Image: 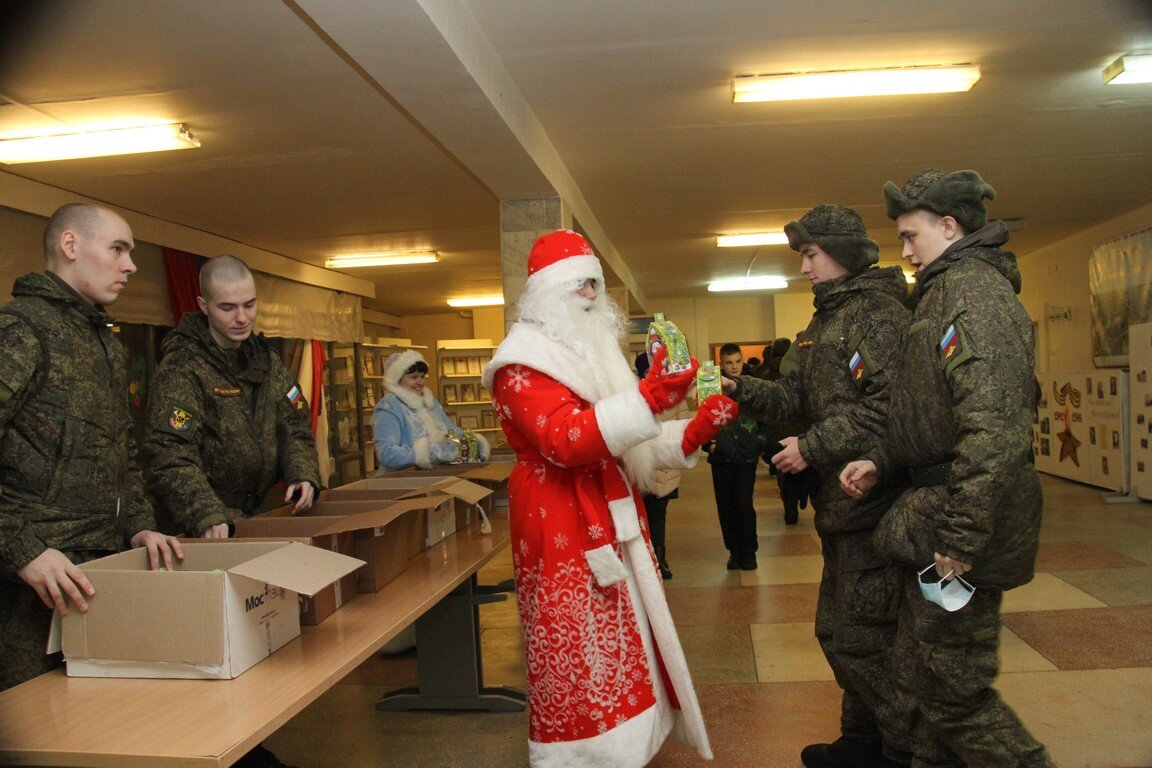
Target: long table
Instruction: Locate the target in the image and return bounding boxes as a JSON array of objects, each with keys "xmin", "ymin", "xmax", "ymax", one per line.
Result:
[{"xmin": 0, "ymin": 512, "xmax": 513, "ymax": 768}]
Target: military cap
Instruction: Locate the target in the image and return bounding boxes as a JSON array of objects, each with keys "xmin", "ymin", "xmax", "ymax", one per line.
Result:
[
  {"xmin": 784, "ymin": 204, "xmax": 879, "ymax": 274},
  {"xmin": 883, "ymin": 169, "xmax": 996, "ymax": 233}
]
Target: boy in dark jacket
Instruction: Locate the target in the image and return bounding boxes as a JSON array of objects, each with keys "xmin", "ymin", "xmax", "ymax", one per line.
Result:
[{"xmin": 707, "ymin": 343, "xmax": 770, "ymax": 570}]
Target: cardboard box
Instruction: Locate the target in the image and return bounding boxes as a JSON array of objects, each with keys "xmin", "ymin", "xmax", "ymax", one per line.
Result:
[
  {"xmin": 334, "ymin": 477, "xmax": 492, "ymax": 547},
  {"xmin": 223, "ymin": 528, "xmax": 358, "ymax": 625},
  {"xmin": 56, "ymin": 542, "xmax": 363, "ymax": 680},
  {"xmin": 250, "ymin": 497, "xmax": 443, "ymax": 591},
  {"xmin": 378, "ymin": 462, "xmax": 512, "ymax": 512}
]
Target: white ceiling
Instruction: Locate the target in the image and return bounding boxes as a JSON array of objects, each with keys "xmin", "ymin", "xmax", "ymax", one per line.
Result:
[{"xmin": 1, "ymin": 0, "xmax": 1150, "ymax": 315}]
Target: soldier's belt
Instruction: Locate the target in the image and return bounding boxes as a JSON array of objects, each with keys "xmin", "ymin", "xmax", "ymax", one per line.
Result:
[{"xmin": 907, "ymin": 461, "xmax": 952, "ymax": 488}]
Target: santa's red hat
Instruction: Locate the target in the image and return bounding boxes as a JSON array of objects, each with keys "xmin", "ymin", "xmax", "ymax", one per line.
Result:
[{"xmin": 526, "ymin": 229, "xmax": 604, "ymax": 288}]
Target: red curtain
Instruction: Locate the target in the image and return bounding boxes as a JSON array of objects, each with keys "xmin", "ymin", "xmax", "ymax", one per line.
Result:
[
  {"xmin": 310, "ymin": 339, "xmax": 327, "ymax": 435},
  {"xmin": 161, "ymin": 247, "xmax": 204, "ymax": 322}
]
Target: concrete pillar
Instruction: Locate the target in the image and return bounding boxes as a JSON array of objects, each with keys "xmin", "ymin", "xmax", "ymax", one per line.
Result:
[{"xmin": 499, "ymin": 197, "xmax": 571, "ymax": 331}]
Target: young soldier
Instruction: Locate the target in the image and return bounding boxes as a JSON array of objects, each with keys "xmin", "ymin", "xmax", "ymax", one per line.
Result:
[
  {"xmin": 841, "ymin": 171, "xmax": 1054, "ymax": 768},
  {"xmin": 723, "ymin": 205, "xmax": 912, "ymax": 767},
  {"xmin": 144, "ymin": 255, "xmax": 321, "ymax": 538},
  {"xmin": 0, "ymin": 204, "xmax": 182, "ymax": 692}
]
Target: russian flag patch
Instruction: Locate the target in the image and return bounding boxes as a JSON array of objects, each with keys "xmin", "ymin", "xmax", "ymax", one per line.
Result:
[
  {"xmin": 940, "ymin": 324, "xmax": 960, "ymax": 360},
  {"xmin": 848, "ymin": 350, "xmax": 866, "ymax": 381},
  {"xmin": 286, "ymin": 384, "xmax": 304, "ymax": 410}
]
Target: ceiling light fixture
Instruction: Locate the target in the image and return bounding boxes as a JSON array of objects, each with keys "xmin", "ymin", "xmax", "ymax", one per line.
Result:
[
  {"xmin": 708, "ymin": 276, "xmax": 788, "ymax": 292},
  {"xmin": 732, "ymin": 65, "xmax": 981, "ymax": 103},
  {"xmin": 716, "ymin": 232, "xmax": 788, "ymax": 247},
  {"xmin": 1103, "ymin": 54, "xmax": 1152, "ymax": 84},
  {"xmin": 0, "ymin": 122, "xmax": 200, "ymax": 164},
  {"xmin": 447, "ymin": 296, "xmax": 505, "ymax": 308},
  {"xmin": 324, "ymin": 252, "xmax": 440, "ymax": 269}
]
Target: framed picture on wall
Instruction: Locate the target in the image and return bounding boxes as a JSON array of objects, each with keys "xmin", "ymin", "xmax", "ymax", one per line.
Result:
[{"xmin": 442, "ymin": 384, "xmax": 458, "ymax": 403}]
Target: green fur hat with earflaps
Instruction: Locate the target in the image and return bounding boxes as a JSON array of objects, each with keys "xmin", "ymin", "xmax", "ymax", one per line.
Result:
[
  {"xmin": 883, "ymin": 169, "xmax": 997, "ymax": 233},
  {"xmin": 784, "ymin": 204, "xmax": 879, "ymax": 274}
]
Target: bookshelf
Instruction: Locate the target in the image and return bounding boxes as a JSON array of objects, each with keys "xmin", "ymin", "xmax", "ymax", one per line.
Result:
[{"xmin": 436, "ymin": 339, "xmax": 501, "ymax": 438}]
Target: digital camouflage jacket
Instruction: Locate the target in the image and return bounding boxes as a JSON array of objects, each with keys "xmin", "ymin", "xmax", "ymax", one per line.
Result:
[
  {"xmin": 732, "ymin": 266, "xmax": 910, "ymax": 534},
  {"xmin": 143, "ymin": 312, "xmax": 320, "ymax": 535},
  {"xmin": 870, "ymin": 222, "xmax": 1042, "ymax": 589},
  {"xmin": 0, "ymin": 273, "xmax": 156, "ymax": 577}
]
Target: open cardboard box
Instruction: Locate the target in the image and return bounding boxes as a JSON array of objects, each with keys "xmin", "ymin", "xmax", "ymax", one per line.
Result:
[
  {"xmin": 53, "ymin": 541, "xmax": 362, "ymax": 680},
  {"xmin": 331, "ymin": 477, "xmax": 492, "ymax": 547},
  {"xmin": 248, "ymin": 496, "xmax": 447, "ymax": 591},
  {"xmin": 216, "ymin": 529, "xmax": 358, "ymax": 625},
  {"xmin": 377, "ymin": 462, "xmax": 512, "ymax": 511}
]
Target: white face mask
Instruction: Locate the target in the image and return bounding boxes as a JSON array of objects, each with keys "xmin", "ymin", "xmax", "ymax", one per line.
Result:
[{"xmin": 918, "ymin": 564, "xmax": 975, "ymax": 611}]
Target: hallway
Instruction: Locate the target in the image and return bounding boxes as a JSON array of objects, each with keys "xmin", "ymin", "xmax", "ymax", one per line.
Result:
[{"xmin": 271, "ymin": 465, "xmax": 1152, "ymax": 767}]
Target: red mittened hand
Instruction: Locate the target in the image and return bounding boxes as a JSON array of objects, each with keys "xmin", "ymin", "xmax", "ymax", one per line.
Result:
[
  {"xmin": 682, "ymin": 394, "xmax": 739, "ymax": 455},
  {"xmin": 637, "ymin": 347, "xmax": 700, "ymax": 414}
]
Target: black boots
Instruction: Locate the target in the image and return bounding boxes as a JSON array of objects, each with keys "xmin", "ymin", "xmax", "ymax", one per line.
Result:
[
  {"xmin": 801, "ymin": 737, "xmax": 895, "ymax": 768},
  {"xmin": 653, "ymin": 546, "xmax": 672, "ymax": 580}
]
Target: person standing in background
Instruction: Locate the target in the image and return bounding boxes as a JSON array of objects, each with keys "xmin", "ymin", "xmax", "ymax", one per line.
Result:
[
  {"xmin": 0, "ymin": 203, "xmax": 182, "ymax": 692},
  {"xmin": 708, "ymin": 343, "xmax": 771, "ymax": 571}
]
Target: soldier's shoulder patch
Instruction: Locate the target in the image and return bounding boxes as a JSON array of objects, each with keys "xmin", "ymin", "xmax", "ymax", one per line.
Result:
[
  {"xmin": 939, "ymin": 324, "xmax": 961, "ymax": 361},
  {"xmin": 164, "ymin": 406, "xmax": 194, "ymax": 435},
  {"xmin": 212, "ymin": 386, "xmax": 241, "ymax": 397},
  {"xmin": 848, "ymin": 349, "xmax": 869, "ymax": 383},
  {"xmin": 286, "ymin": 383, "xmax": 306, "ymax": 411},
  {"xmin": 796, "ymin": 338, "xmax": 814, "ymax": 350}
]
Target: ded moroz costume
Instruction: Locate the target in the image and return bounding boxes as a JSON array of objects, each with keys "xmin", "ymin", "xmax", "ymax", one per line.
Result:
[{"xmin": 484, "ymin": 229, "xmax": 735, "ymax": 767}]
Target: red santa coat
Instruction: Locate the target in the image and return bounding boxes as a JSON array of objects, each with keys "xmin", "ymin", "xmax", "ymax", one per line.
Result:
[{"xmin": 483, "ymin": 323, "xmax": 712, "ymax": 768}]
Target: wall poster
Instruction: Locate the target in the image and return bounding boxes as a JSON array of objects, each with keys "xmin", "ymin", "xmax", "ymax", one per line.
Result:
[
  {"xmin": 1130, "ymin": 323, "xmax": 1152, "ymax": 501},
  {"xmin": 1033, "ymin": 370, "xmax": 1128, "ymax": 492}
]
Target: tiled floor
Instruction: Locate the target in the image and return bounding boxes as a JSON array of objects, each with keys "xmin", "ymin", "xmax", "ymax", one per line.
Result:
[{"xmin": 270, "ymin": 467, "xmax": 1152, "ymax": 767}]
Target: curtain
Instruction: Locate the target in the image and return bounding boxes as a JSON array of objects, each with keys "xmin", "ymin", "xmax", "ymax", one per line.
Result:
[
  {"xmin": 1089, "ymin": 229, "xmax": 1152, "ymax": 367},
  {"xmin": 161, "ymin": 247, "xmax": 204, "ymax": 321}
]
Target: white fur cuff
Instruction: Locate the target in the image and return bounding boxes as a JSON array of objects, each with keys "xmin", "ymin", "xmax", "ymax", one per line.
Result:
[
  {"xmin": 476, "ymin": 431, "xmax": 491, "ymax": 460},
  {"xmin": 413, "ymin": 436, "xmax": 432, "ymax": 469},
  {"xmin": 652, "ymin": 420, "xmax": 699, "ymax": 469},
  {"xmin": 585, "ymin": 543, "xmax": 628, "ymax": 587},
  {"xmin": 594, "ymin": 388, "xmax": 661, "ymax": 456},
  {"xmin": 608, "ymin": 496, "xmax": 642, "ymax": 542}
]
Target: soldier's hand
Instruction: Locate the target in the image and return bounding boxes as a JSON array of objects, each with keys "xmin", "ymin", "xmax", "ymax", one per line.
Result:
[
  {"xmin": 16, "ymin": 549, "xmax": 95, "ymax": 615},
  {"xmin": 934, "ymin": 552, "xmax": 972, "ymax": 579},
  {"xmin": 130, "ymin": 530, "xmax": 185, "ymax": 571},
  {"xmin": 201, "ymin": 524, "xmax": 230, "ymax": 539},
  {"xmin": 287, "ymin": 482, "xmax": 316, "ymax": 514},
  {"xmin": 721, "ymin": 376, "xmax": 736, "ymax": 395},
  {"xmin": 839, "ymin": 460, "xmax": 879, "ymax": 498},
  {"xmin": 770, "ymin": 436, "xmax": 809, "ymax": 474}
]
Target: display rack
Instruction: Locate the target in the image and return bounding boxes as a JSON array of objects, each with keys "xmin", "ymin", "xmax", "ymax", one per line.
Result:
[
  {"xmin": 325, "ymin": 340, "xmax": 427, "ymax": 485},
  {"xmin": 436, "ymin": 340, "xmax": 500, "ymax": 437}
]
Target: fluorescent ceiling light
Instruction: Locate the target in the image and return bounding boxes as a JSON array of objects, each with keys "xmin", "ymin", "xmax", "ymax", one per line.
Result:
[
  {"xmin": 0, "ymin": 123, "xmax": 200, "ymax": 164},
  {"xmin": 732, "ymin": 65, "xmax": 981, "ymax": 103},
  {"xmin": 716, "ymin": 232, "xmax": 788, "ymax": 247},
  {"xmin": 324, "ymin": 252, "xmax": 439, "ymax": 269},
  {"xmin": 1103, "ymin": 54, "xmax": 1152, "ymax": 84},
  {"xmin": 708, "ymin": 276, "xmax": 788, "ymax": 292},
  {"xmin": 447, "ymin": 296, "xmax": 505, "ymax": 308}
]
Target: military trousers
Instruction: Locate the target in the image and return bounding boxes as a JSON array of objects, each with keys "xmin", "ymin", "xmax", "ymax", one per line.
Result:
[
  {"xmin": 815, "ymin": 530, "xmax": 912, "ymax": 760},
  {"xmin": 894, "ymin": 571, "xmax": 1055, "ymax": 768}
]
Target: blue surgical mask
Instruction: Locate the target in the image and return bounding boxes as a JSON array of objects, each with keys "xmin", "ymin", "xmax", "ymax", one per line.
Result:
[{"xmin": 918, "ymin": 564, "xmax": 975, "ymax": 611}]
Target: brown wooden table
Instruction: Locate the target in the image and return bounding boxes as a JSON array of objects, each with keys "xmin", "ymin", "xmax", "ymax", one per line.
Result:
[{"xmin": 0, "ymin": 512, "xmax": 514, "ymax": 767}]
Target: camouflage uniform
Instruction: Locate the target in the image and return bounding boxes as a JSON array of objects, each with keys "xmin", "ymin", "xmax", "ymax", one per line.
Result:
[
  {"xmin": 0, "ymin": 273, "xmax": 158, "ymax": 691},
  {"xmin": 870, "ymin": 171, "xmax": 1053, "ymax": 768},
  {"xmin": 143, "ymin": 312, "xmax": 320, "ymax": 536},
  {"xmin": 732, "ymin": 264, "xmax": 912, "ymax": 758}
]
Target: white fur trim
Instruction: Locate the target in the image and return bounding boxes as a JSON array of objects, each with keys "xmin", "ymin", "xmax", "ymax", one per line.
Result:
[
  {"xmin": 384, "ymin": 349, "xmax": 426, "ymax": 388},
  {"xmin": 413, "ymin": 436, "xmax": 431, "ymax": 469},
  {"xmin": 483, "ymin": 323, "xmax": 599, "ymax": 399},
  {"xmin": 608, "ymin": 496, "xmax": 641, "ymax": 542},
  {"xmin": 594, "ymin": 388, "xmax": 661, "ymax": 457},
  {"xmin": 529, "ymin": 700, "xmax": 674, "ymax": 768},
  {"xmin": 527, "ymin": 254, "xmax": 603, "ymax": 292},
  {"xmin": 651, "ymin": 420, "xmax": 699, "ymax": 468},
  {"xmin": 475, "ymin": 431, "xmax": 490, "ymax": 460},
  {"xmin": 585, "ymin": 543, "xmax": 628, "ymax": 587}
]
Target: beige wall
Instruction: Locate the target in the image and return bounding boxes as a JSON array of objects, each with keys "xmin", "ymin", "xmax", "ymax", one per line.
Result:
[
  {"xmin": 773, "ymin": 292, "xmax": 815, "ymax": 343},
  {"xmin": 1018, "ymin": 201, "xmax": 1152, "ymax": 373}
]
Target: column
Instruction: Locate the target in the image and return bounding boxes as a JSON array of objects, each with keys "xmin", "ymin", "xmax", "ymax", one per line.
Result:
[{"xmin": 499, "ymin": 197, "xmax": 570, "ymax": 331}]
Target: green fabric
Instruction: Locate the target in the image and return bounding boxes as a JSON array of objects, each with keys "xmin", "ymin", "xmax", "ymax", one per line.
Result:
[
  {"xmin": 883, "ymin": 169, "xmax": 997, "ymax": 233},
  {"xmin": 143, "ymin": 312, "xmax": 320, "ymax": 536}
]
